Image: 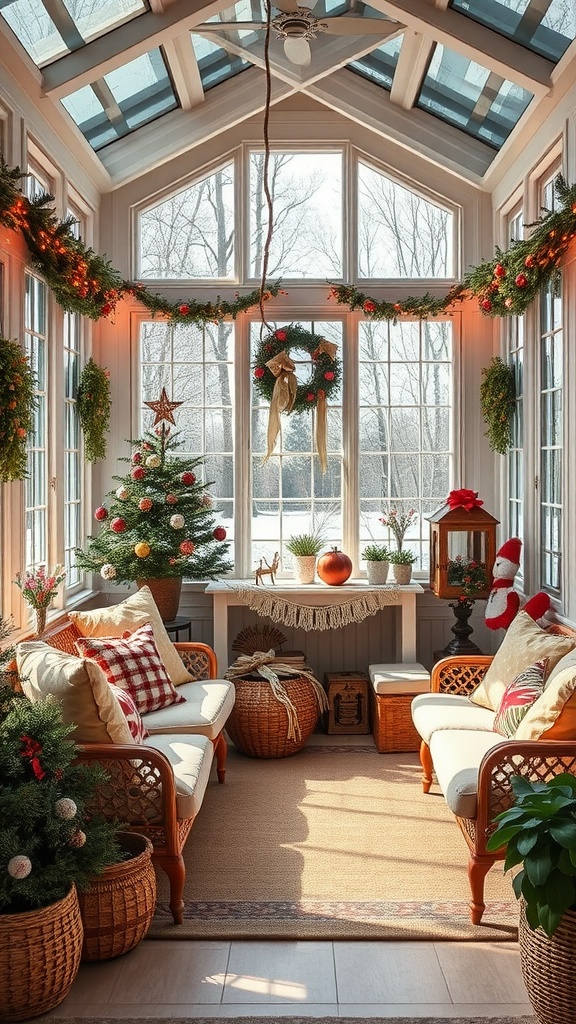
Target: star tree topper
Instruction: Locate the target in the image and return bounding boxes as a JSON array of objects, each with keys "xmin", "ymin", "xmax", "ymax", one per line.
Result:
[{"xmin": 144, "ymin": 387, "xmax": 183, "ymax": 426}]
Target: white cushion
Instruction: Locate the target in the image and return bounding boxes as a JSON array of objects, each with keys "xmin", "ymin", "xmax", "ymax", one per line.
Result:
[
  {"xmin": 143, "ymin": 679, "xmax": 235, "ymax": 739},
  {"xmin": 411, "ymin": 692, "xmax": 495, "ymax": 745},
  {"xmin": 370, "ymin": 662, "xmax": 430, "ymax": 695},
  {"xmin": 143, "ymin": 733, "xmax": 213, "ymax": 821},
  {"xmin": 429, "ymin": 728, "xmax": 506, "ymax": 819}
]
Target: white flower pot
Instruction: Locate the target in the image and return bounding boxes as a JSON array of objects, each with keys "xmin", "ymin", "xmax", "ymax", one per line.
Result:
[
  {"xmin": 366, "ymin": 561, "xmax": 389, "ymax": 585},
  {"xmin": 292, "ymin": 555, "xmax": 317, "ymax": 584},
  {"xmin": 392, "ymin": 563, "xmax": 413, "ymax": 585}
]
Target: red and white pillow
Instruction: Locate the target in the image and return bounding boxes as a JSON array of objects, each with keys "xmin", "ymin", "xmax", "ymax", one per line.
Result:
[
  {"xmin": 493, "ymin": 658, "xmax": 549, "ymax": 738},
  {"xmin": 109, "ymin": 683, "xmax": 149, "ymax": 742},
  {"xmin": 76, "ymin": 621, "xmax": 185, "ymax": 715}
]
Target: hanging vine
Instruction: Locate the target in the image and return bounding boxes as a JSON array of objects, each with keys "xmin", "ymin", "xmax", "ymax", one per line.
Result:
[
  {"xmin": 480, "ymin": 356, "xmax": 516, "ymax": 455},
  {"xmin": 76, "ymin": 358, "xmax": 112, "ymax": 462},
  {"xmin": 0, "ymin": 337, "xmax": 37, "ymax": 482}
]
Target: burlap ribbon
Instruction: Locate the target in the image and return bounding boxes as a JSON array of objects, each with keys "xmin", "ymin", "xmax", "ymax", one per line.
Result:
[
  {"xmin": 225, "ymin": 649, "xmax": 328, "ymax": 741},
  {"xmin": 264, "ymin": 351, "xmax": 297, "ymax": 462},
  {"xmin": 312, "ymin": 339, "xmax": 337, "ymax": 473}
]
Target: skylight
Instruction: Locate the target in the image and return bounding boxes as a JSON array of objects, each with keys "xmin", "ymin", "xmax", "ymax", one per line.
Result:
[
  {"xmin": 191, "ymin": 36, "xmax": 251, "ymax": 91},
  {"xmin": 348, "ymin": 35, "xmax": 403, "ymax": 91},
  {"xmin": 451, "ymin": 0, "xmax": 575, "ymax": 63}
]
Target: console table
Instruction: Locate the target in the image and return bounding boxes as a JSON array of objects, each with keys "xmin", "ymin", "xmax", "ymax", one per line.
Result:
[{"xmin": 205, "ymin": 581, "xmax": 424, "ymax": 674}]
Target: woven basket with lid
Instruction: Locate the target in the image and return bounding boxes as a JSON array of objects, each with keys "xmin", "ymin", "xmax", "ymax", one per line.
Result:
[{"xmin": 226, "ymin": 672, "xmax": 321, "ymax": 758}]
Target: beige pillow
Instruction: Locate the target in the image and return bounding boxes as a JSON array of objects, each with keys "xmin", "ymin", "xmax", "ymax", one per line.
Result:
[
  {"xmin": 16, "ymin": 641, "xmax": 133, "ymax": 744},
  {"xmin": 69, "ymin": 586, "xmax": 191, "ymax": 686},
  {"xmin": 515, "ymin": 648, "xmax": 576, "ymax": 741},
  {"xmin": 469, "ymin": 611, "xmax": 576, "ymax": 711}
]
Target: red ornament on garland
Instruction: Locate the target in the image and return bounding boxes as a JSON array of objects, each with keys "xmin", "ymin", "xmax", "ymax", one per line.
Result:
[
  {"xmin": 494, "ymin": 263, "xmax": 506, "ymax": 278},
  {"xmin": 515, "ymin": 273, "xmax": 528, "ymax": 288},
  {"xmin": 306, "ymin": 392, "xmax": 315, "ymax": 402},
  {"xmin": 179, "ymin": 304, "xmax": 190, "ymax": 315},
  {"xmin": 480, "ymin": 298, "xmax": 493, "ymax": 312},
  {"xmin": 363, "ymin": 300, "xmax": 376, "ymax": 313},
  {"xmin": 213, "ymin": 526, "xmax": 227, "ymax": 541},
  {"xmin": 100, "ymin": 303, "xmax": 112, "ymax": 317},
  {"xmin": 324, "ymin": 371, "xmax": 335, "ymax": 381},
  {"xmin": 274, "ymin": 330, "xmax": 287, "ymax": 341},
  {"xmin": 94, "ymin": 506, "xmax": 108, "ymax": 521},
  {"xmin": 525, "ymin": 254, "xmax": 536, "ymax": 268},
  {"xmin": 254, "ymin": 367, "xmax": 265, "ymax": 379},
  {"xmin": 111, "ymin": 517, "xmax": 127, "ymax": 533},
  {"xmin": 181, "ymin": 471, "xmax": 196, "ymax": 485}
]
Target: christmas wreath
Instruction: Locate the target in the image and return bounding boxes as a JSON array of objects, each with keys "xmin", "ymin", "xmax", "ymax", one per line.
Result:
[{"xmin": 252, "ymin": 324, "xmax": 341, "ymax": 472}]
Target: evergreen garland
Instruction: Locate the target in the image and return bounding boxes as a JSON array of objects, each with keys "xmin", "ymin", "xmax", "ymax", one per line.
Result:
[
  {"xmin": 480, "ymin": 356, "xmax": 516, "ymax": 454},
  {"xmin": 0, "ymin": 337, "xmax": 37, "ymax": 482},
  {"xmin": 328, "ymin": 283, "xmax": 466, "ymax": 321},
  {"xmin": 252, "ymin": 324, "xmax": 341, "ymax": 412},
  {"xmin": 0, "ymin": 689, "xmax": 120, "ymax": 913},
  {"xmin": 77, "ymin": 358, "xmax": 112, "ymax": 462}
]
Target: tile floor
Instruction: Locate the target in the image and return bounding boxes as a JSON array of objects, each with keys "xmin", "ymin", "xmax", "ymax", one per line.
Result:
[{"xmin": 44, "ymin": 935, "xmax": 533, "ymax": 1019}]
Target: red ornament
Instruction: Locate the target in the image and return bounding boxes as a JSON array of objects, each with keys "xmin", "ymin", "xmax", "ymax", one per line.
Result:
[
  {"xmin": 166, "ymin": 493, "xmax": 178, "ymax": 504},
  {"xmin": 100, "ymin": 303, "xmax": 112, "ymax": 317},
  {"xmin": 274, "ymin": 330, "xmax": 287, "ymax": 341},
  {"xmin": 480, "ymin": 298, "xmax": 492, "ymax": 312},
  {"xmin": 306, "ymin": 392, "xmax": 315, "ymax": 402},
  {"xmin": 515, "ymin": 273, "xmax": 528, "ymax": 288},
  {"xmin": 363, "ymin": 300, "xmax": 376, "ymax": 313},
  {"xmin": 179, "ymin": 540, "xmax": 195, "ymax": 555},
  {"xmin": 324, "ymin": 371, "xmax": 335, "ymax": 381},
  {"xmin": 393, "ymin": 303, "xmax": 402, "ymax": 312},
  {"xmin": 181, "ymin": 471, "xmax": 196, "ymax": 485},
  {"xmin": 179, "ymin": 304, "xmax": 190, "ymax": 316},
  {"xmin": 213, "ymin": 526, "xmax": 227, "ymax": 541},
  {"xmin": 494, "ymin": 263, "xmax": 506, "ymax": 278},
  {"xmin": 131, "ymin": 466, "xmax": 145, "ymax": 480},
  {"xmin": 131, "ymin": 452, "xmax": 142, "ymax": 464},
  {"xmin": 317, "ymin": 547, "xmax": 353, "ymax": 586},
  {"xmin": 94, "ymin": 506, "xmax": 108, "ymax": 521},
  {"xmin": 524, "ymin": 254, "xmax": 536, "ymax": 268},
  {"xmin": 254, "ymin": 367, "xmax": 265, "ymax": 379},
  {"xmin": 111, "ymin": 517, "xmax": 127, "ymax": 533},
  {"xmin": 20, "ymin": 735, "xmax": 45, "ymax": 780},
  {"xmin": 138, "ymin": 498, "xmax": 153, "ymax": 512}
]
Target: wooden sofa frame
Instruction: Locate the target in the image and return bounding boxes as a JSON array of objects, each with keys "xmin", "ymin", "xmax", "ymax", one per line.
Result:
[
  {"xmin": 420, "ymin": 623, "xmax": 576, "ymax": 925},
  {"xmin": 12, "ymin": 619, "xmax": 225, "ymax": 925}
]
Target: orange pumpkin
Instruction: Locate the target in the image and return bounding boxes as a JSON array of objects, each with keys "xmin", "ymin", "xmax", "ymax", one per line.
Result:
[{"xmin": 317, "ymin": 547, "xmax": 352, "ymax": 586}]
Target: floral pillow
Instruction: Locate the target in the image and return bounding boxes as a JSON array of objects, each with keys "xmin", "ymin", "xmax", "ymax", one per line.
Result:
[
  {"xmin": 76, "ymin": 621, "xmax": 185, "ymax": 715},
  {"xmin": 493, "ymin": 658, "xmax": 549, "ymax": 738},
  {"xmin": 108, "ymin": 683, "xmax": 149, "ymax": 742}
]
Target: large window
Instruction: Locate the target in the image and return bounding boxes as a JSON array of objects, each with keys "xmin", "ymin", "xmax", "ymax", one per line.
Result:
[
  {"xmin": 24, "ymin": 272, "xmax": 48, "ymax": 574},
  {"xmin": 506, "ymin": 207, "xmax": 524, "ymax": 580}
]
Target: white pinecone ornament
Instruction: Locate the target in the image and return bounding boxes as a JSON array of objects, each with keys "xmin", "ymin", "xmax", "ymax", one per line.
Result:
[
  {"xmin": 55, "ymin": 797, "xmax": 77, "ymax": 820},
  {"xmin": 8, "ymin": 855, "xmax": 32, "ymax": 879}
]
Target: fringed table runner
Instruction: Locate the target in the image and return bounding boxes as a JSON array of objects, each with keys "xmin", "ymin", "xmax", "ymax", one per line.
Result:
[
  {"xmin": 228, "ymin": 585, "xmax": 401, "ymax": 631},
  {"xmin": 225, "ymin": 649, "xmax": 328, "ymax": 741}
]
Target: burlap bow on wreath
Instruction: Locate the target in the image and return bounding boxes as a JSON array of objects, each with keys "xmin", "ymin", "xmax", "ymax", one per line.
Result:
[{"xmin": 225, "ymin": 649, "xmax": 328, "ymax": 742}]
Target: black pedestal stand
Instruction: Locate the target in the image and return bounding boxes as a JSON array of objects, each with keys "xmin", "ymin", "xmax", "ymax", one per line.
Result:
[{"xmin": 440, "ymin": 597, "xmax": 483, "ymax": 657}]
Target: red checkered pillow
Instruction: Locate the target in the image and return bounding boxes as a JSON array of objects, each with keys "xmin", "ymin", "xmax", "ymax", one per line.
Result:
[
  {"xmin": 493, "ymin": 658, "xmax": 549, "ymax": 738},
  {"xmin": 109, "ymin": 683, "xmax": 149, "ymax": 742},
  {"xmin": 76, "ymin": 622, "xmax": 185, "ymax": 714}
]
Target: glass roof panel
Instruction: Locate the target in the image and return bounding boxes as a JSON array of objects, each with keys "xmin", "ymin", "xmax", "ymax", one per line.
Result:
[
  {"xmin": 61, "ymin": 48, "xmax": 178, "ymax": 151},
  {"xmin": 450, "ymin": 0, "xmax": 575, "ymax": 63},
  {"xmin": 347, "ymin": 34, "xmax": 403, "ymax": 90},
  {"xmin": 191, "ymin": 36, "xmax": 251, "ymax": 90},
  {"xmin": 0, "ymin": 0, "xmax": 147, "ymax": 66},
  {"xmin": 417, "ymin": 43, "xmax": 533, "ymax": 149},
  {"xmin": 202, "ymin": 0, "xmax": 386, "ymax": 22}
]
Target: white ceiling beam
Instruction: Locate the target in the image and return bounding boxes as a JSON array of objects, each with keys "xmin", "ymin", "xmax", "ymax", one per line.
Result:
[
  {"xmin": 41, "ymin": 0, "xmax": 238, "ymax": 98},
  {"xmin": 162, "ymin": 33, "xmax": 204, "ymax": 109},
  {"xmin": 306, "ymin": 68, "xmax": 494, "ymax": 182},
  {"xmin": 389, "ymin": 29, "xmax": 433, "ymax": 109},
  {"xmin": 364, "ymin": 0, "xmax": 554, "ymax": 95}
]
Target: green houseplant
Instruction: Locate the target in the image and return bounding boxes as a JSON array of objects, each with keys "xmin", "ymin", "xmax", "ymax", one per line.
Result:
[
  {"xmin": 388, "ymin": 549, "xmax": 417, "ymax": 585},
  {"xmin": 487, "ymin": 772, "xmax": 576, "ymax": 1024},
  {"xmin": 361, "ymin": 544, "xmax": 390, "ymax": 585},
  {"xmin": 0, "ymin": 336, "xmax": 37, "ymax": 483},
  {"xmin": 286, "ymin": 533, "xmax": 325, "ymax": 585}
]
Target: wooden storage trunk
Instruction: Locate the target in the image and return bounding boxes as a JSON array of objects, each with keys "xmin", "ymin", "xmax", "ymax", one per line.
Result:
[{"xmin": 323, "ymin": 671, "xmax": 370, "ymax": 734}]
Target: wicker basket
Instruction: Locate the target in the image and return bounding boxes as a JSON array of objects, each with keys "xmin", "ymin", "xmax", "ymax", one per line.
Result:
[
  {"xmin": 519, "ymin": 899, "xmax": 576, "ymax": 1024},
  {"xmin": 370, "ymin": 690, "xmax": 421, "ymax": 752},
  {"xmin": 136, "ymin": 577, "xmax": 182, "ymax": 621},
  {"xmin": 226, "ymin": 673, "xmax": 321, "ymax": 758},
  {"xmin": 0, "ymin": 883, "xmax": 83, "ymax": 1022},
  {"xmin": 77, "ymin": 831, "xmax": 156, "ymax": 961}
]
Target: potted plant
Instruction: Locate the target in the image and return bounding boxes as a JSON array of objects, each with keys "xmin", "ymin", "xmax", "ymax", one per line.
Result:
[
  {"xmin": 285, "ymin": 533, "xmax": 325, "ymax": 585},
  {"xmin": 487, "ymin": 773, "xmax": 576, "ymax": 1024},
  {"xmin": 361, "ymin": 543, "xmax": 390, "ymax": 585},
  {"xmin": 387, "ymin": 549, "xmax": 417, "ymax": 584},
  {"xmin": 0, "ymin": 686, "xmax": 121, "ymax": 1020}
]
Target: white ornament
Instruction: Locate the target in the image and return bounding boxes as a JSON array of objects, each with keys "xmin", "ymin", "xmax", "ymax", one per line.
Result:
[
  {"xmin": 170, "ymin": 514, "xmax": 185, "ymax": 530},
  {"xmin": 145, "ymin": 454, "xmax": 161, "ymax": 469},
  {"xmin": 8, "ymin": 855, "xmax": 32, "ymax": 879},
  {"xmin": 55, "ymin": 797, "xmax": 77, "ymax": 820},
  {"xmin": 115, "ymin": 486, "xmax": 129, "ymax": 500},
  {"xmin": 100, "ymin": 564, "xmax": 117, "ymax": 580}
]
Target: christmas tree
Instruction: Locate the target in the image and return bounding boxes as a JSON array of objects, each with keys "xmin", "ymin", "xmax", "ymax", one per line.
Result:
[
  {"xmin": 0, "ymin": 687, "xmax": 120, "ymax": 912},
  {"xmin": 75, "ymin": 414, "xmax": 233, "ymax": 585}
]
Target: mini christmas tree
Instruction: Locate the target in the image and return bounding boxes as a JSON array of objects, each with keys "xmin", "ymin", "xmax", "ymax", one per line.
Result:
[
  {"xmin": 75, "ymin": 413, "xmax": 233, "ymax": 584},
  {"xmin": 0, "ymin": 687, "xmax": 120, "ymax": 913}
]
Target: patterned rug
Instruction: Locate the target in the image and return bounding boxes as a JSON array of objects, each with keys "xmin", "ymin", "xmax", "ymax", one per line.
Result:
[{"xmin": 148, "ymin": 745, "xmax": 519, "ymax": 941}]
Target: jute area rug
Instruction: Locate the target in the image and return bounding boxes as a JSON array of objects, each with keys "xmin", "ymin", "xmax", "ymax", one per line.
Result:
[
  {"xmin": 149, "ymin": 745, "xmax": 518, "ymax": 941},
  {"xmin": 55, "ymin": 1017, "xmax": 536, "ymax": 1023}
]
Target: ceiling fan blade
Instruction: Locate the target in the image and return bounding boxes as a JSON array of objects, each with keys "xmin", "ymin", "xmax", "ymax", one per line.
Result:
[
  {"xmin": 321, "ymin": 16, "xmax": 396, "ymax": 35},
  {"xmin": 194, "ymin": 20, "xmax": 266, "ymax": 31},
  {"xmin": 274, "ymin": 0, "xmax": 306, "ymax": 13},
  {"xmin": 284, "ymin": 35, "xmax": 312, "ymax": 65}
]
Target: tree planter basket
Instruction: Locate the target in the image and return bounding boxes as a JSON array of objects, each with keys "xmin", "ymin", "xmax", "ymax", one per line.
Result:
[
  {"xmin": 0, "ymin": 883, "xmax": 83, "ymax": 1022},
  {"xmin": 226, "ymin": 673, "xmax": 321, "ymax": 758},
  {"xmin": 136, "ymin": 577, "xmax": 182, "ymax": 621},
  {"xmin": 78, "ymin": 831, "xmax": 156, "ymax": 961},
  {"xmin": 519, "ymin": 900, "xmax": 576, "ymax": 1024}
]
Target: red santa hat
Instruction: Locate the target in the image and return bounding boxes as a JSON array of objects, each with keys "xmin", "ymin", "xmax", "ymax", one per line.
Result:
[{"xmin": 497, "ymin": 537, "xmax": 521, "ymax": 567}]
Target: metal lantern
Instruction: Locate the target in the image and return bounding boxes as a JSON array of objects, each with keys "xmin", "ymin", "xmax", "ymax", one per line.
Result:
[{"xmin": 428, "ymin": 495, "xmax": 499, "ymax": 601}]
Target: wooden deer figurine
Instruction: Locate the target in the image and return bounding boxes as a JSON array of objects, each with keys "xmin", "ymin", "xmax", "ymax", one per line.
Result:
[{"xmin": 254, "ymin": 551, "xmax": 280, "ymax": 586}]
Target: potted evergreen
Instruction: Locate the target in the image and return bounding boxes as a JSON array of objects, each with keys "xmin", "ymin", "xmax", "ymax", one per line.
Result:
[
  {"xmin": 361, "ymin": 543, "xmax": 390, "ymax": 585},
  {"xmin": 387, "ymin": 549, "xmax": 417, "ymax": 584},
  {"xmin": 0, "ymin": 686, "xmax": 120, "ymax": 1020},
  {"xmin": 487, "ymin": 773, "xmax": 576, "ymax": 1024},
  {"xmin": 285, "ymin": 533, "xmax": 325, "ymax": 584}
]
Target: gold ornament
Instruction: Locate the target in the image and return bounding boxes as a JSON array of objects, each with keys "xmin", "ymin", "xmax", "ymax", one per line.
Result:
[{"xmin": 134, "ymin": 541, "xmax": 151, "ymax": 558}]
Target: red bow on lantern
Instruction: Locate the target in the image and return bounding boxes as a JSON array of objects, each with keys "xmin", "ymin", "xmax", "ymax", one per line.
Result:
[
  {"xmin": 447, "ymin": 488, "xmax": 484, "ymax": 512},
  {"xmin": 20, "ymin": 734, "xmax": 46, "ymax": 780}
]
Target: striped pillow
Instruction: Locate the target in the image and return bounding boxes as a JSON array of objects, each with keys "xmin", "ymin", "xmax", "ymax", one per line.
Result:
[{"xmin": 493, "ymin": 659, "xmax": 549, "ymax": 738}]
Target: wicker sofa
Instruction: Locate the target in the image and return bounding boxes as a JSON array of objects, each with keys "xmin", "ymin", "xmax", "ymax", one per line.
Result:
[
  {"xmin": 13, "ymin": 588, "xmax": 235, "ymax": 925},
  {"xmin": 411, "ymin": 612, "xmax": 576, "ymax": 925}
]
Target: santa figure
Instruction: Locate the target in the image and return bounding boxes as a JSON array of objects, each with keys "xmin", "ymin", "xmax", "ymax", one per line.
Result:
[{"xmin": 485, "ymin": 537, "xmax": 550, "ymax": 630}]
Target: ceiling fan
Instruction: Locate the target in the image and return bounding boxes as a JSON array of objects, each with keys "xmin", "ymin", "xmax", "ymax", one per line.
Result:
[{"xmin": 194, "ymin": 0, "xmax": 397, "ymax": 67}]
